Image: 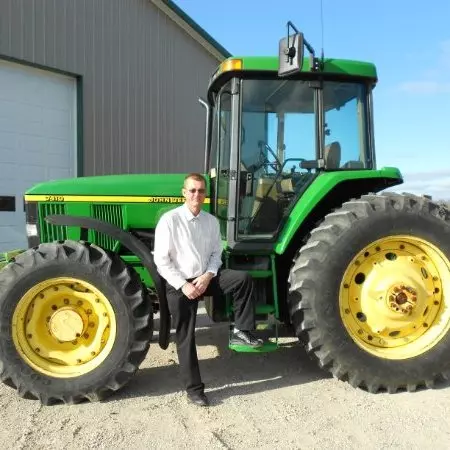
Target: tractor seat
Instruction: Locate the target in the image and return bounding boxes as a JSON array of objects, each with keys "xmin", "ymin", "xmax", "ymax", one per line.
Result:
[{"xmin": 324, "ymin": 141, "xmax": 341, "ymax": 169}]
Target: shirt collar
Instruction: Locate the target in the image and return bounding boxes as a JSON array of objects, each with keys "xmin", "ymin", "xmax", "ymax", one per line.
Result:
[{"xmin": 182, "ymin": 203, "xmax": 202, "ymax": 222}]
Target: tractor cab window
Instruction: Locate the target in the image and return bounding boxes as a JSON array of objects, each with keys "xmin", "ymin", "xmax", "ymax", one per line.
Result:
[
  {"xmin": 237, "ymin": 79, "xmax": 316, "ymax": 238},
  {"xmin": 323, "ymin": 82, "xmax": 368, "ymax": 170}
]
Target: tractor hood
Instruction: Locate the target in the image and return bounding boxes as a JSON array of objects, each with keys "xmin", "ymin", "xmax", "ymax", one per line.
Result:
[{"xmin": 25, "ymin": 173, "xmax": 199, "ymax": 197}]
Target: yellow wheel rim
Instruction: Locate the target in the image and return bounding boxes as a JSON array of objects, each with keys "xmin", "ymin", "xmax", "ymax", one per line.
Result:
[
  {"xmin": 12, "ymin": 277, "xmax": 117, "ymax": 378},
  {"xmin": 339, "ymin": 235, "xmax": 450, "ymax": 360}
]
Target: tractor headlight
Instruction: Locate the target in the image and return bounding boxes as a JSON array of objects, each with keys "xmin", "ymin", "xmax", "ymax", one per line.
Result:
[{"xmin": 26, "ymin": 224, "xmax": 38, "ymax": 237}]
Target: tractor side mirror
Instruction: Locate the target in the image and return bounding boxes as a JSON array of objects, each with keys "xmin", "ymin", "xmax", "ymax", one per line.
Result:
[{"xmin": 278, "ymin": 31, "xmax": 304, "ymax": 77}]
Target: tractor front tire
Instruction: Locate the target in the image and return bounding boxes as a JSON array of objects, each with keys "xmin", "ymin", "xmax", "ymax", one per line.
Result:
[
  {"xmin": 0, "ymin": 240, "xmax": 152, "ymax": 404},
  {"xmin": 288, "ymin": 193, "xmax": 450, "ymax": 393}
]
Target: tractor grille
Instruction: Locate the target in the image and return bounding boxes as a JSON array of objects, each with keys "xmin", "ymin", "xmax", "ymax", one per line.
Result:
[
  {"xmin": 92, "ymin": 204, "xmax": 124, "ymax": 250},
  {"xmin": 39, "ymin": 203, "xmax": 67, "ymax": 242}
]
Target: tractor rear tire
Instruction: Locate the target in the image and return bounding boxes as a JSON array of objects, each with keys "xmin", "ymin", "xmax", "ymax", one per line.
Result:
[
  {"xmin": 0, "ymin": 240, "xmax": 152, "ymax": 404},
  {"xmin": 288, "ymin": 193, "xmax": 450, "ymax": 393}
]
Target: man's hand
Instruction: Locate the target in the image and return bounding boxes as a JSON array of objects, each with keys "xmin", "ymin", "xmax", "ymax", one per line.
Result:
[
  {"xmin": 192, "ymin": 272, "xmax": 214, "ymax": 296},
  {"xmin": 181, "ymin": 282, "xmax": 202, "ymax": 300}
]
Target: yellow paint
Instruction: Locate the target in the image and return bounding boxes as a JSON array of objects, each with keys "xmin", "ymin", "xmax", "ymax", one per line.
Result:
[
  {"xmin": 339, "ymin": 235, "xmax": 450, "ymax": 359},
  {"xmin": 49, "ymin": 308, "xmax": 84, "ymax": 342},
  {"xmin": 12, "ymin": 277, "xmax": 116, "ymax": 378},
  {"xmin": 24, "ymin": 194, "xmax": 211, "ymax": 204}
]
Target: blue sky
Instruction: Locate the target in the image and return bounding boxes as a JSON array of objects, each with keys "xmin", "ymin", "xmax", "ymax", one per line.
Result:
[{"xmin": 174, "ymin": 0, "xmax": 450, "ymax": 199}]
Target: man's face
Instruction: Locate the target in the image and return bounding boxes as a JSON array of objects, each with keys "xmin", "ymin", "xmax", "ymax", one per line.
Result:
[{"xmin": 182, "ymin": 177, "xmax": 206, "ymax": 210}]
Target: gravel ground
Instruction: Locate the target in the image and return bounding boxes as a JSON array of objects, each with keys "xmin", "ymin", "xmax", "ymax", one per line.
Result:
[{"xmin": 1, "ymin": 306, "xmax": 450, "ymax": 450}]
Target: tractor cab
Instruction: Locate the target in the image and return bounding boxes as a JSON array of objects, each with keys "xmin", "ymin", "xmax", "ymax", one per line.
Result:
[{"xmin": 205, "ymin": 44, "xmax": 377, "ymax": 249}]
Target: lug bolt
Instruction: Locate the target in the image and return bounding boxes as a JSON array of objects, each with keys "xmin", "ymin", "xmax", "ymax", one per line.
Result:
[
  {"xmin": 35, "ymin": 348, "xmax": 40, "ymax": 353},
  {"xmin": 27, "ymin": 334, "xmax": 32, "ymax": 339},
  {"xmin": 53, "ymin": 287, "xmax": 59, "ymax": 291},
  {"xmin": 103, "ymin": 312, "xmax": 108, "ymax": 317},
  {"xmin": 77, "ymin": 359, "xmax": 82, "ymax": 364},
  {"xmin": 64, "ymin": 299, "xmax": 69, "ymax": 305},
  {"xmin": 84, "ymin": 333, "xmax": 89, "ymax": 339},
  {"xmin": 95, "ymin": 298, "xmax": 100, "ymax": 303},
  {"xmin": 87, "ymin": 309, "xmax": 92, "ymax": 315},
  {"xmin": 344, "ymin": 309, "xmax": 350, "ymax": 314},
  {"xmin": 89, "ymin": 322, "xmax": 95, "ymax": 328},
  {"xmin": 72, "ymin": 340, "xmax": 78, "ymax": 345},
  {"xmin": 91, "ymin": 351, "xmax": 96, "ymax": 356},
  {"xmin": 77, "ymin": 300, "xmax": 83, "ymax": 306},
  {"xmin": 52, "ymin": 305, "xmax": 57, "ymax": 311},
  {"xmin": 46, "ymin": 317, "xmax": 50, "ymax": 323}
]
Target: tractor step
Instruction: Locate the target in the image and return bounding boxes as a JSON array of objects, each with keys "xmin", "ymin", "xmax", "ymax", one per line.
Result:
[
  {"xmin": 228, "ymin": 314, "xmax": 279, "ymax": 353},
  {"xmin": 225, "ymin": 253, "xmax": 280, "ymax": 353},
  {"xmin": 256, "ymin": 304, "xmax": 275, "ymax": 314},
  {"xmin": 229, "ymin": 340, "xmax": 278, "ymax": 353}
]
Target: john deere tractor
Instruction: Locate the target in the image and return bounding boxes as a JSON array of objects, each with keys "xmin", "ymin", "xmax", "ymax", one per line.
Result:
[{"xmin": 1, "ymin": 23, "xmax": 450, "ymax": 404}]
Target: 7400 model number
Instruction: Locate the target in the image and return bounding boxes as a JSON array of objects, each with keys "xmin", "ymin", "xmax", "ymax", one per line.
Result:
[{"xmin": 45, "ymin": 195, "xmax": 64, "ymax": 202}]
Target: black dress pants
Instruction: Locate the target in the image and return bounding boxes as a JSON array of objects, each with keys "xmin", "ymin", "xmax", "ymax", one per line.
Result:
[{"xmin": 165, "ymin": 269, "xmax": 256, "ymax": 394}]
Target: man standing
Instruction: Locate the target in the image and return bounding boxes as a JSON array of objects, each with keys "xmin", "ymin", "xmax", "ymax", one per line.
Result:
[{"xmin": 153, "ymin": 173, "xmax": 263, "ymax": 407}]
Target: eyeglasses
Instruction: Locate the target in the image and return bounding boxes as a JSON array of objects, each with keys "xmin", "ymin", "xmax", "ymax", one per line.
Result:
[{"xmin": 186, "ymin": 188, "xmax": 206, "ymax": 194}]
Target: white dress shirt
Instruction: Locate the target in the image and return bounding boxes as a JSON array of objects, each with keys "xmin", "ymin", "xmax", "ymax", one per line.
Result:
[{"xmin": 153, "ymin": 204, "xmax": 223, "ymax": 290}]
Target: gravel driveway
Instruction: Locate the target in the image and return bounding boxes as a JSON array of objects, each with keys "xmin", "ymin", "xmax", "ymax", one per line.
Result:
[{"xmin": 1, "ymin": 306, "xmax": 450, "ymax": 449}]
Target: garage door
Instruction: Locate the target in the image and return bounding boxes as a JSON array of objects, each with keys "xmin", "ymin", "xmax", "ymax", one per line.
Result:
[{"xmin": 0, "ymin": 60, "xmax": 77, "ymax": 253}]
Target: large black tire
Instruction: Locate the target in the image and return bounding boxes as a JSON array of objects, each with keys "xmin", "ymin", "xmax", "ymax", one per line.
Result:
[
  {"xmin": 0, "ymin": 240, "xmax": 152, "ymax": 404},
  {"xmin": 288, "ymin": 193, "xmax": 450, "ymax": 393}
]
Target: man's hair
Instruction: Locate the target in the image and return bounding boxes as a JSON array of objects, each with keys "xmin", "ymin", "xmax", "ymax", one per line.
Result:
[{"xmin": 184, "ymin": 173, "xmax": 206, "ymax": 187}]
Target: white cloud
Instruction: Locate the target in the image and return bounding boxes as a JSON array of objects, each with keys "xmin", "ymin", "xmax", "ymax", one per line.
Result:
[
  {"xmin": 387, "ymin": 170, "xmax": 450, "ymax": 200},
  {"xmin": 398, "ymin": 39, "xmax": 450, "ymax": 95}
]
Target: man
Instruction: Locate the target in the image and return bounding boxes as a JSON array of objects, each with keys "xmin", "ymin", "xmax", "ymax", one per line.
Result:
[{"xmin": 153, "ymin": 173, "xmax": 263, "ymax": 407}]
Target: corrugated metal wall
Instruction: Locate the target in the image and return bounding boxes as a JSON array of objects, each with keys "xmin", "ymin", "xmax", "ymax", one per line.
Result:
[{"xmin": 0, "ymin": 0, "xmax": 223, "ymax": 175}]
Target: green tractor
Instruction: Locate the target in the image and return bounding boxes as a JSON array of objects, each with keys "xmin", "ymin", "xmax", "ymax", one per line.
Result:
[{"xmin": 1, "ymin": 23, "xmax": 450, "ymax": 404}]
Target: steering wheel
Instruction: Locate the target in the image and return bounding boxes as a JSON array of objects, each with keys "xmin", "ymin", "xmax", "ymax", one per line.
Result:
[{"xmin": 257, "ymin": 141, "xmax": 282, "ymax": 173}]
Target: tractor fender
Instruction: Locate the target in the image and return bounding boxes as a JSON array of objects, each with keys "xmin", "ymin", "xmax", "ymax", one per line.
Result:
[{"xmin": 45, "ymin": 214, "xmax": 171, "ymax": 350}]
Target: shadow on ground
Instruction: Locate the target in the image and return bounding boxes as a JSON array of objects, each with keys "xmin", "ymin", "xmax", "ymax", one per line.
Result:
[{"xmin": 115, "ymin": 309, "xmax": 331, "ymax": 404}]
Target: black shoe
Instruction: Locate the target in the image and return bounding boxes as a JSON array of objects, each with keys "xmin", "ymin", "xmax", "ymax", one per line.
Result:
[
  {"xmin": 187, "ymin": 392, "xmax": 209, "ymax": 407},
  {"xmin": 230, "ymin": 330, "xmax": 264, "ymax": 348}
]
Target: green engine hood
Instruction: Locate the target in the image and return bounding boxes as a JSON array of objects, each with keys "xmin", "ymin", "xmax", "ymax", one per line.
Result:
[{"xmin": 25, "ymin": 174, "xmax": 200, "ymax": 197}]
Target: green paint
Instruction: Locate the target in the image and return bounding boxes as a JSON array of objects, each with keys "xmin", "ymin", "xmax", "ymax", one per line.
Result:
[
  {"xmin": 26, "ymin": 173, "xmax": 197, "ymax": 196},
  {"xmin": 0, "ymin": 249, "xmax": 25, "ymax": 271},
  {"xmin": 229, "ymin": 341, "xmax": 279, "ymax": 353},
  {"xmin": 235, "ymin": 56, "xmax": 378, "ymax": 80},
  {"xmin": 275, "ymin": 167, "xmax": 403, "ymax": 254}
]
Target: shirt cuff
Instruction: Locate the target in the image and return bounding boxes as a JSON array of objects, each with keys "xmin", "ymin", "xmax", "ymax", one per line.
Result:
[{"xmin": 169, "ymin": 276, "xmax": 186, "ymax": 291}]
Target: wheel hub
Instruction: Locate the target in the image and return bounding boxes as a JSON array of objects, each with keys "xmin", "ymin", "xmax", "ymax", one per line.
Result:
[
  {"xmin": 49, "ymin": 308, "xmax": 84, "ymax": 342},
  {"xmin": 388, "ymin": 284, "xmax": 418, "ymax": 315}
]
